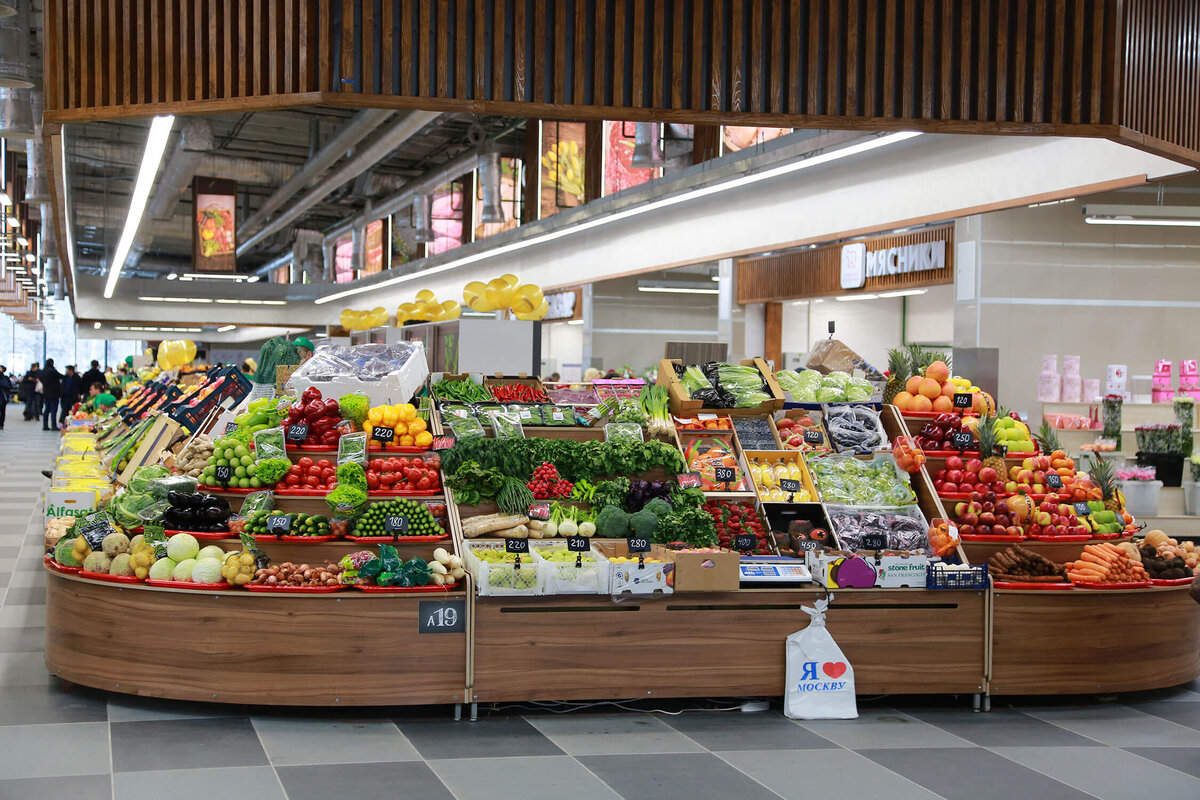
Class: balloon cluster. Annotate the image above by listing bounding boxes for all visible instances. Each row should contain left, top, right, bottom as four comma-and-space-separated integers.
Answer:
156, 340, 197, 370
339, 307, 389, 332
462, 274, 548, 320
397, 290, 463, 324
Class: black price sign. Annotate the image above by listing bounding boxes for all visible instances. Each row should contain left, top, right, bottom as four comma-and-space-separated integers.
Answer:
1046, 473, 1063, 489
952, 392, 973, 409
505, 538, 530, 554
714, 466, 737, 483
734, 533, 758, 552
993, 444, 1008, 458
780, 478, 802, 494
802, 429, 824, 446
950, 431, 974, 450
77, 512, 114, 550
431, 435, 456, 451
627, 536, 651, 553
1073, 502, 1092, 516
384, 515, 410, 534
224, 422, 239, 435
861, 533, 889, 550
527, 502, 551, 521
214, 465, 232, 485
566, 536, 590, 552
676, 471, 703, 488
418, 599, 466, 634
795, 538, 821, 552
372, 426, 396, 443
266, 515, 292, 534
286, 423, 309, 443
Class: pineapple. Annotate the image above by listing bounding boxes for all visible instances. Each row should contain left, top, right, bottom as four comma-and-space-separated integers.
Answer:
1089, 455, 1125, 512
1037, 420, 1062, 454
977, 413, 1007, 474
884, 348, 912, 404
906, 344, 929, 377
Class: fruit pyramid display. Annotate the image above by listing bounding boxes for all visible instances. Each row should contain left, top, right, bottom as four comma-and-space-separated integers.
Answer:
883, 348, 912, 405
887, 345, 996, 415
976, 413, 1007, 477
1088, 455, 1126, 514
993, 408, 1036, 453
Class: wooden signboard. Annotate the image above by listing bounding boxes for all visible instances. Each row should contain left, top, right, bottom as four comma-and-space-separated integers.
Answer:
116, 415, 182, 486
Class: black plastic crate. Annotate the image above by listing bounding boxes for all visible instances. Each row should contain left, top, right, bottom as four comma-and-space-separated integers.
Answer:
926, 562, 988, 590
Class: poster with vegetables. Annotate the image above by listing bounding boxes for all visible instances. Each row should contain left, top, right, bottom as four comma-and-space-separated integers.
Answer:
192, 176, 236, 272
540, 121, 586, 217
363, 219, 386, 275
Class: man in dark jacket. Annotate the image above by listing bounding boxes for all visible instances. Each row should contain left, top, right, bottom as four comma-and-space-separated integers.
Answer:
0, 366, 12, 429
21, 363, 39, 421
60, 365, 80, 425
80, 360, 105, 392
40, 359, 63, 431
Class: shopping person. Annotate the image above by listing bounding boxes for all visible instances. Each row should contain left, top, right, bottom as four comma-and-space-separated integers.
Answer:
80, 360, 105, 391
21, 363, 40, 421
0, 366, 12, 429
40, 358, 63, 431
60, 365, 80, 425
294, 337, 315, 363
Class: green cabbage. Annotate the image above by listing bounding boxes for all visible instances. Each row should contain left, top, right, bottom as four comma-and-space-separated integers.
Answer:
817, 386, 847, 402
128, 465, 170, 494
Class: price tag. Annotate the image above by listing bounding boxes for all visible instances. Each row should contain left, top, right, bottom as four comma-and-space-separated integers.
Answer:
952, 392, 973, 409
224, 421, 239, 435
949, 431, 974, 450
214, 465, 232, 485
626, 536, 652, 553
1073, 502, 1092, 516
993, 444, 1008, 458
1046, 472, 1063, 489
779, 478, 802, 494
676, 471, 703, 488
372, 426, 396, 443
527, 502, 551, 521
286, 423, 309, 443
505, 538, 530, 554
418, 599, 466, 634
266, 514, 292, 534
566, 536, 590, 552
734, 533, 758, 552
861, 533, 889, 550
698, 413, 718, 420
550, 410, 565, 422
795, 538, 821, 552
431, 434, 456, 451
76, 511, 115, 551
384, 515, 409, 534
517, 408, 533, 420
714, 466, 737, 483
802, 429, 825, 446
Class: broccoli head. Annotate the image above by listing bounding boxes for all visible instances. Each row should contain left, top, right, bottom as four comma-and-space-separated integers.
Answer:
643, 497, 672, 520
628, 509, 660, 539
594, 504, 630, 538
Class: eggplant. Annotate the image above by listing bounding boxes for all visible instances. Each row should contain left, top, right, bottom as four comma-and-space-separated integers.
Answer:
166, 490, 191, 508
162, 507, 190, 528
200, 505, 228, 523
206, 496, 231, 514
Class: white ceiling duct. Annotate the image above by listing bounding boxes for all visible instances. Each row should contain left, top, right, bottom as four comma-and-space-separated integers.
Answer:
0, 0, 33, 89
477, 151, 505, 224
23, 89, 47, 201
0, 87, 33, 139
630, 122, 665, 168
412, 193, 433, 243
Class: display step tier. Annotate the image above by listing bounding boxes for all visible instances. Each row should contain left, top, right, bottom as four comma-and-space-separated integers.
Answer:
204, 489, 446, 515
959, 534, 1133, 566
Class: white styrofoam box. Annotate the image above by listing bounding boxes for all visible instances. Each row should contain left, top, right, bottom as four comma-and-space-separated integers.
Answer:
290, 340, 430, 408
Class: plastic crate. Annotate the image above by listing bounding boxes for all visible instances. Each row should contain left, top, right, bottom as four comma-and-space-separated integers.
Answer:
926, 562, 989, 590
532, 544, 611, 595
464, 541, 542, 596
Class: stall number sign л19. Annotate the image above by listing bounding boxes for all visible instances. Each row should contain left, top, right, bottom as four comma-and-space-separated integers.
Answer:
953, 393, 974, 409
735, 533, 758, 552
384, 515, 409, 534
418, 599, 466, 634
286, 423, 308, 443
1047, 473, 1064, 489
714, 466, 737, 483
266, 515, 292, 534
372, 426, 396, 443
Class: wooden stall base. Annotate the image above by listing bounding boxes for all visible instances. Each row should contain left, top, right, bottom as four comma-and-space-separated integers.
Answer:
471, 588, 988, 703
45, 570, 468, 706
990, 585, 1200, 695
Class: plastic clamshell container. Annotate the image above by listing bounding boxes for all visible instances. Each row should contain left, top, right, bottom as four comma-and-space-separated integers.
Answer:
532, 545, 611, 595
805, 451, 918, 507
464, 541, 542, 596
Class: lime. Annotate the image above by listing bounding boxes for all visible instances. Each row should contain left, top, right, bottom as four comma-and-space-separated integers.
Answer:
234, 466, 247, 478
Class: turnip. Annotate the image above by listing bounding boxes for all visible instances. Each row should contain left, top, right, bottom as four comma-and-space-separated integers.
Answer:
557, 505, 578, 536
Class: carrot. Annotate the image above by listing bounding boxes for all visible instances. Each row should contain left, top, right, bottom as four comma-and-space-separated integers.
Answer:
1083, 545, 1118, 562
1080, 553, 1113, 568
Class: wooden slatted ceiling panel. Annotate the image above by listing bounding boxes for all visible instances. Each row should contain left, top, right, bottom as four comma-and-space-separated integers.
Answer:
1122, 0, 1200, 159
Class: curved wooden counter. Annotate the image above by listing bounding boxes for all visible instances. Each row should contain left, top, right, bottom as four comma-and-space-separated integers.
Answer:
45, 569, 468, 706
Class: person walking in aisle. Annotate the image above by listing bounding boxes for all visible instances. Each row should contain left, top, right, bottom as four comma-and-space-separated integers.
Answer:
60, 365, 80, 425
21, 363, 40, 421
80, 360, 105, 391
40, 358, 63, 431
0, 366, 12, 429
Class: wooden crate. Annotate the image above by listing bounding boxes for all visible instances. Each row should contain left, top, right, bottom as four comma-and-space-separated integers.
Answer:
743, 450, 819, 504
657, 358, 784, 417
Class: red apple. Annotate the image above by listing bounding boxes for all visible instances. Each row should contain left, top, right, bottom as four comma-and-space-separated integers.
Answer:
966, 459, 983, 474
1017, 469, 1034, 484
1034, 511, 1052, 526
959, 524, 976, 536
978, 466, 998, 483
1044, 492, 1060, 505
1073, 525, 1089, 536
1005, 480, 1018, 493
1009, 466, 1022, 480
1032, 484, 1044, 494
945, 455, 965, 471
992, 481, 1007, 493
992, 525, 1008, 536
984, 491, 997, 502
995, 500, 1009, 514
962, 513, 979, 526
969, 492, 983, 503
933, 479, 945, 490
979, 512, 996, 526
1029, 523, 1043, 536
1034, 470, 1046, 483
996, 514, 1011, 527
1005, 526, 1022, 537
941, 482, 958, 493
954, 502, 968, 516
935, 469, 948, 480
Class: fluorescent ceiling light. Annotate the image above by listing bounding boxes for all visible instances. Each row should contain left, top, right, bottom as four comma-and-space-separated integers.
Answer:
876, 289, 927, 298
315, 332, 329, 337
212, 298, 287, 305
461, 310, 495, 317
246, 275, 260, 283
15, 235, 27, 246
638, 285, 720, 295
790, 300, 808, 306
103, 114, 175, 299
166, 273, 177, 280
177, 272, 257, 281
0, 190, 10, 205
5, 215, 17, 227
1083, 203, 1200, 227
139, 295, 213, 303
93, 322, 101, 329
1028, 197, 1075, 208
23, 252, 34, 262
314, 131, 923, 305
217, 324, 236, 332
710, 275, 720, 281
566, 319, 584, 325
835, 293, 879, 302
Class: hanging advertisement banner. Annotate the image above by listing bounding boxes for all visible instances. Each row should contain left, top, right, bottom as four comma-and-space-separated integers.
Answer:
363, 219, 386, 275
192, 177, 237, 272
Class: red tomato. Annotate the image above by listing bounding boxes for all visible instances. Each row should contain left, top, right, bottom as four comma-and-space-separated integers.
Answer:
369, 459, 384, 472
411, 458, 424, 469
397, 457, 410, 468
297, 456, 314, 469
323, 468, 336, 482
304, 475, 320, 488
289, 465, 303, 476
366, 472, 380, 489
380, 472, 397, 486
285, 474, 301, 486
317, 459, 332, 469
417, 476, 432, 491
307, 465, 322, 477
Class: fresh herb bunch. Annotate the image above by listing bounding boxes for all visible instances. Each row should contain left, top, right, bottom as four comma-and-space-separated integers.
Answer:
591, 478, 631, 510
441, 437, 686, 483
655, 505, 718, 548
445, 460, 505, 505
496, 476, 535, 515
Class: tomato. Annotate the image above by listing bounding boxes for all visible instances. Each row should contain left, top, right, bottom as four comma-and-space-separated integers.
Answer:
307, 465, 322, 478
285, 474, 301, 486
417, 476, 432, 491
366, 471, 380, 489
305, 475, 320, 488
380, 472, 397, 486
317, 459, 332, 469
323, 468, 336, 482
369, 459, 384, 472
297, 456, 314, 469
411, 458, 424, 469
289, 464, 303, 476
397, 457, 410, 468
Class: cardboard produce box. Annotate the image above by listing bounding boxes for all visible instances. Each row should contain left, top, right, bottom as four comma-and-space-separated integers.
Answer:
811, 551, 929, 589
670, 547, 741, 592
593, 541, 675, 594
657, 358, 785, 417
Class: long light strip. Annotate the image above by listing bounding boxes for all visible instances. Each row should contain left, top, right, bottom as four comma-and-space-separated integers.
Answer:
103, 115, 175, 299
314, 131, 923, 305
637, 286, 720, 295
217, 324, 236, 332
835, 293, 880, 302
1084, 217, 1200, 227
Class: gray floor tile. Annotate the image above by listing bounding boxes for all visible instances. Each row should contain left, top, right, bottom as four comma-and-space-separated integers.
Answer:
525, 713, 706, 756
106, 695, 240, 723
7, 570, 46, 587
0, 651, 54, 686
1126, 700, 1200, 732
1126, 746, 1200, 780
909, 708, 1104, 747
0, 603, 46, 627
0, 774, 112, 800
0, 546, 22, 558
276, 761, 455, 800
0, 558, 17, 572
252, 717, 419, 766
862, 747, 1094, 800
397, 716, 563, 759
580, 752, 783, 800
719, 748, 944, 800
0, 722, 111, 779
111, 717, 268, 772
431, 755, 623, 800
662, 710, 836, 751
113, 767, 285, 800
0, 625, 44, 653
1026, 704, 1200, 747
0, 680, 109, 725
3, 586, 46, 605
800, 709, 975, 749
994, 745, 1200, 800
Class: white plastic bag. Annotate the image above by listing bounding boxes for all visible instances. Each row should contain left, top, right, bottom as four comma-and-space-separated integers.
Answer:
784, 596, 857, 719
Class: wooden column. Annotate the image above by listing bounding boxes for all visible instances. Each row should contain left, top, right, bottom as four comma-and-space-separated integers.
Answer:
764, 301, 783, 369
522, 120, 540, 223
692, 124, 721, 164
584, 120, 604, 201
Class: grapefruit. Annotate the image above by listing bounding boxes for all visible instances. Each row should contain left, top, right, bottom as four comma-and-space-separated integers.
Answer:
918, 377, 942, 399
893, 391, 915, 410
941, 381, 958, 398
926, 360, 950, 383
911, 394, 933, 412
932, 395, 953, 412
906, 376, 923, 395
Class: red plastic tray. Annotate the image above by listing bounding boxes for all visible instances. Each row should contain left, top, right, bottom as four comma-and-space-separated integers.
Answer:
279, 535, 339, 543
145, 579, 232, 590
44, 556, 82, 574
367, 444, 430, 453
354, 583, 454, 593
993, 580, 1074, 590
273, 487, 333, 496
207, 486, 259, 495
1150, 577, 1197, 587
80, 570, 144, 584
1029, 534, 1092, 542
252, 534, 279, 541
1070, 580, 1151, 590
344, 535, 395, 543
1092, 532, 1127, 540
369, 488, 443, 497
244, 583, 347, 593
164, 529, 233, 540
960, 533, 1027, 542
391, 533, 451, 542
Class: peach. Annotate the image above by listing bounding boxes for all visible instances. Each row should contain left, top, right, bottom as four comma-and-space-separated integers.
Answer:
906, 376, 923, 395
918, 377, 942, 399
932, 395, 953, 412
910, 394, 933, 412
892, 391, 915, 410
925, 360, 950, 383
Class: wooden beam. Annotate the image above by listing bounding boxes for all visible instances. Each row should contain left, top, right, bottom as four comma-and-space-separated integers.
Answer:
764, 301, 782, 371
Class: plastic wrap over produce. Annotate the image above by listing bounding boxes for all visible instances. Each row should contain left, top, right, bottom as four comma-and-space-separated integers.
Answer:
289, 341, 430, 407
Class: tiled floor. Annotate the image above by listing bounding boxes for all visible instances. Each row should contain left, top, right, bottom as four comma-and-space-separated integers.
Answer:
2, 419, 1199, 799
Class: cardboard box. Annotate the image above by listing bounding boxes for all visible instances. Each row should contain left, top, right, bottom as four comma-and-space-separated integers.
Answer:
670, 548, 740, 592
872, 552, 929, 588
593, 541, 674, 595
812, 551, 929, 588
657, 358, 785, 417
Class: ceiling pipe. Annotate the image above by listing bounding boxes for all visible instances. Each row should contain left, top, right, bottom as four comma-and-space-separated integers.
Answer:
67, 140, 293, 185
237, 108, 396, 244
0, 0, 33, 89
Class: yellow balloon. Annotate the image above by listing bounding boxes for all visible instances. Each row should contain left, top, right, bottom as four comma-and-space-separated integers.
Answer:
415, 289, 435, 303
483, 286, 508, 310
510, 284, 544, 314
500, 273, 519, 288
487, 277, 509, 291
514, 298, 549, 321
181, 341, 197, 364
443, 302, 462, 320
463, 281, 488, 307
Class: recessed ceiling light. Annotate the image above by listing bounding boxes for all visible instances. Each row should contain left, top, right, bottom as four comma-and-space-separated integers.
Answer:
15, 235, 27, 247
93, 322, 101, 329
566, 319, 584, 325
6, 216, 18, 227
217, 324, 236, 332
166, 272, 177, 280
23, 253, 35, 262
835, 293, 879, 302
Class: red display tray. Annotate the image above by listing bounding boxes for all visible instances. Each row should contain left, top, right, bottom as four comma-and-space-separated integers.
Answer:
960, 533, 1027, 542
80, 570, 144, 584
279, 535, 339, 543
368, 445, 430, 453
207, 486, 259, 495
252, 534, 279, 541
1070, 580, 1152, 590
993, 580, 1074, 590
369, 488, 444, 497
391, 533, 451, 542
344, 535, 395, 543
244, 583, 348, 593
44, 556, 82, 574
164, 529, 232, 540
1150, 577, 1197, 587
273, 487, 333, 497
354, 583, 454, 593
1092, 532, 1126, 540
145, 579, 232, 590
1029, 534, 1092, 542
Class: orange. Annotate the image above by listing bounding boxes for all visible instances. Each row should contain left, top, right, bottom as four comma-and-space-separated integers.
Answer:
925, 360, 950, 383
905, 376, 923, 395
932, 395, 953, 412
911, 394, 933, 412
941, 381, 958, 398
918, 377, 942, 399
892, 391, 915, 410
